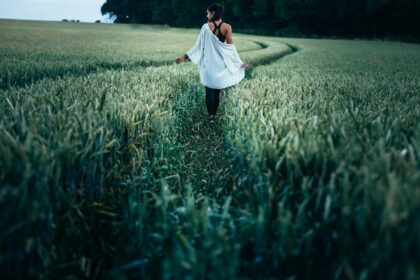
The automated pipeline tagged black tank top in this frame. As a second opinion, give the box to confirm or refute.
[211,21,226,43]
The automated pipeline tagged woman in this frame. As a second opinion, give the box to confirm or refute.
[175,3,250,125]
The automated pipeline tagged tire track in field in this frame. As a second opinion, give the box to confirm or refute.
[172,41,299,200]
[1,39,265,91]
[0,60,174,91]
[2,38,297,201]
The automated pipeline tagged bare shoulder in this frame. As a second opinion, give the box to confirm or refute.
[223,23,232,31]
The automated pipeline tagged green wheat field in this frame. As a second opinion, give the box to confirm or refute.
[0,19,419,279]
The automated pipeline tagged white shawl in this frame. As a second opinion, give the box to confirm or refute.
[186,23,245,90]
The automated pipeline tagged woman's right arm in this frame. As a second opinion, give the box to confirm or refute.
[225,25,249,69]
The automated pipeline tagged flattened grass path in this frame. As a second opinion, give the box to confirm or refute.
[172,44,298,201]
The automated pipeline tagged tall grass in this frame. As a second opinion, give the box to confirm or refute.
[223,39,420,279]
[0,19,418,279]
[0,19,260,89]
[0,64,198,277]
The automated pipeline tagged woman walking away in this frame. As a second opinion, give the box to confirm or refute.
[175,3,250,126]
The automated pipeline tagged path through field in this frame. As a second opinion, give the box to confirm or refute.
[2,20,419,279]
[172,42,298,202]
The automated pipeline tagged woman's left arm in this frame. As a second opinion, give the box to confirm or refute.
[176,25,205,64]
[175,53,189,63]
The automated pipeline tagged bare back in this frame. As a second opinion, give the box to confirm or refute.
[208,21,233,44]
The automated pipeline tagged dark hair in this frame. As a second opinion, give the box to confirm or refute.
[207,3,224,21]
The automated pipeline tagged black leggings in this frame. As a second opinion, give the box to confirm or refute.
[205,86,221,116]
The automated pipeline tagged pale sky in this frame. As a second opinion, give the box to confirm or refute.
[0,0,112,23]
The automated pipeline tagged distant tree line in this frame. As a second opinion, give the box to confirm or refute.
[101,0,420,39]
[62,19,81,23]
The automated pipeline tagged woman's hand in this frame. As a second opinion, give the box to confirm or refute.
[175,55,186,64]
[242,63,250,70]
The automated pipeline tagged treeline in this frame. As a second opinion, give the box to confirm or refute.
[101,0,420,40]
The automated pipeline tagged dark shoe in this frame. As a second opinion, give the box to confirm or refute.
[208,115,216,125]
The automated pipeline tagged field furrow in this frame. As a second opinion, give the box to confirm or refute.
[0,19,419,279]
[0,19,265,90]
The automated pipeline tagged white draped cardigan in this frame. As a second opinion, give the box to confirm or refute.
[186,23,245,90]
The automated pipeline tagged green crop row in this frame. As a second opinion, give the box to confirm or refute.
[0,19,261,89]
[222,39,420,279]
[0,33,292,277]
[1,19,419,279]
[0,64,197,278]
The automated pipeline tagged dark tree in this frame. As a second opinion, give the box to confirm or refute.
[100,0,420,40]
